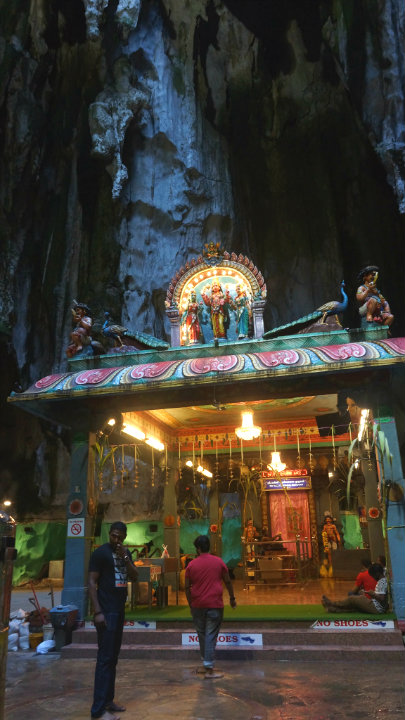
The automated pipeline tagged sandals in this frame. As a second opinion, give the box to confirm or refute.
[106,701,126,712]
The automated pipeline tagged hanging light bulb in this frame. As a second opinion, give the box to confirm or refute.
[235,411,261,441]
[269,452,286,473]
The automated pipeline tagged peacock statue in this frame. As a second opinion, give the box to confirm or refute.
[102,312,169,351]
[102,312,127,346]
[263,281,348,339]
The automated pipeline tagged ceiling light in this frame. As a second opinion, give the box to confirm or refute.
[197,465,203,473]
[145,436,165,451]
[3,500,11,507]
[235,411,261,441]
[202,469,213,478]
[122,423,146,441]
[185,460,193,467]
[269,452,286,473]
[107,418,116,426]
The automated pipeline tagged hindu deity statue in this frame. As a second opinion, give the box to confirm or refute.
[66,302,104,358]
[181,291,203,345]
[231,285,251,339]
[201,280,231,339]
[356,266,394,327]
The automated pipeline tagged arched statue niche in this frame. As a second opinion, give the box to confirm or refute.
[165,244,267,347]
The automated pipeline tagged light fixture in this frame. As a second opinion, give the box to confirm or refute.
[3,500,11,507]
[145,436,165,452]
[235,411,261,441]
[107,418,116,427]
[185,460,193,467]
[122,423,146,441]
[358,409,370,441]
[269,452,286,473]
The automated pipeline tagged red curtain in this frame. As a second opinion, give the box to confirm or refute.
[269,491,312,557]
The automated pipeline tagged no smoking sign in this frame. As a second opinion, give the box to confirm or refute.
[68,518,85,537]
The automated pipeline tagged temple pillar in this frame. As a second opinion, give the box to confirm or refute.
[61,433,93,619]
[374,416,405,620]
[209,483,221,556]
[166,306,181,347]
[163,460,179,588]
[252,299,266,339]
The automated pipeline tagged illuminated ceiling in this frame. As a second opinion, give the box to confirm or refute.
[143,394,340,433]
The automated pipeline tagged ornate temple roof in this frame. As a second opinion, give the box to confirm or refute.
[8,330,405,430]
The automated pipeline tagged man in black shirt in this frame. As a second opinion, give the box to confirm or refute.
[89,521,138,720]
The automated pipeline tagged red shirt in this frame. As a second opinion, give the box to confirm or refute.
[185,553,228,608]
[355,569,377,598]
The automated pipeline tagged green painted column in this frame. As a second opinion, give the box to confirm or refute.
[209,483,222,556]
[61,433,93,619]
[163,459,179,568]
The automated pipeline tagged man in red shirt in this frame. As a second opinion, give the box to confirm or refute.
[348,558,377,599]
[185,535,237,678]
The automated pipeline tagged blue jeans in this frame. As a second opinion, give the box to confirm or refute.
[191,608,223,668]
[91,611,124,718]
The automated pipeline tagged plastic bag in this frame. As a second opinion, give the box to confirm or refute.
[36,639,56,654]
[19,622,30,650]
[9,619,21,633]
[8,632,19,652]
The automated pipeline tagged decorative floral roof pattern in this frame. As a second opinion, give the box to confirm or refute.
[11,337,405,402]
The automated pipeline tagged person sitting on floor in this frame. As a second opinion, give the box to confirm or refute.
[322,563,387,614]
[348,558,376,598]
[377,555,387,576]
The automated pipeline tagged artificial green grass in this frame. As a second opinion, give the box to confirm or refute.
[123,604,396,622]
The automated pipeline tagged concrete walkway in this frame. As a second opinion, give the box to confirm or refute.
[5,651,405,719]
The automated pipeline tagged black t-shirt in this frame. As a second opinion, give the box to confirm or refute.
[89,543,128,613]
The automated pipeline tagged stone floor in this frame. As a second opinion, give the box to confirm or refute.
[10,577,355,616]
[5,652,405,719]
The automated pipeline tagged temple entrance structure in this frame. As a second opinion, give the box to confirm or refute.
[8,247,405,622]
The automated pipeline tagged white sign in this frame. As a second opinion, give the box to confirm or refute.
[85,620,156,630]
[182,632,262,647]
[67,518,85,537]
[312,619,395,630]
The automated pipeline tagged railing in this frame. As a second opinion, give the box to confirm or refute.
[242,538,315,587]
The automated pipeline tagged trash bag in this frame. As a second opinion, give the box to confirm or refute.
[8,633,19,652]
[36,639,56,654]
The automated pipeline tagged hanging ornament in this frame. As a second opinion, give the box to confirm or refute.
[308,436,314,473]
[259,435,263,470]
[331,425,337,470]
[229,438,233,479]
[348,422,353,445]
[165,446,169,486]
[121,444,125,488]
[134,444,139,488]
[112,448,118,490]
[296,429,301,468]
[178,441,182,481]
[215,440,219,483]
[151,447,155,487]
[192,441,196,484]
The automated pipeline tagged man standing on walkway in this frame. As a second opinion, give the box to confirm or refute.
[88,521,138,720]
[185,534,237,678]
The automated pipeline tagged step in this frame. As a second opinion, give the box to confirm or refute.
[61,621,405,662]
